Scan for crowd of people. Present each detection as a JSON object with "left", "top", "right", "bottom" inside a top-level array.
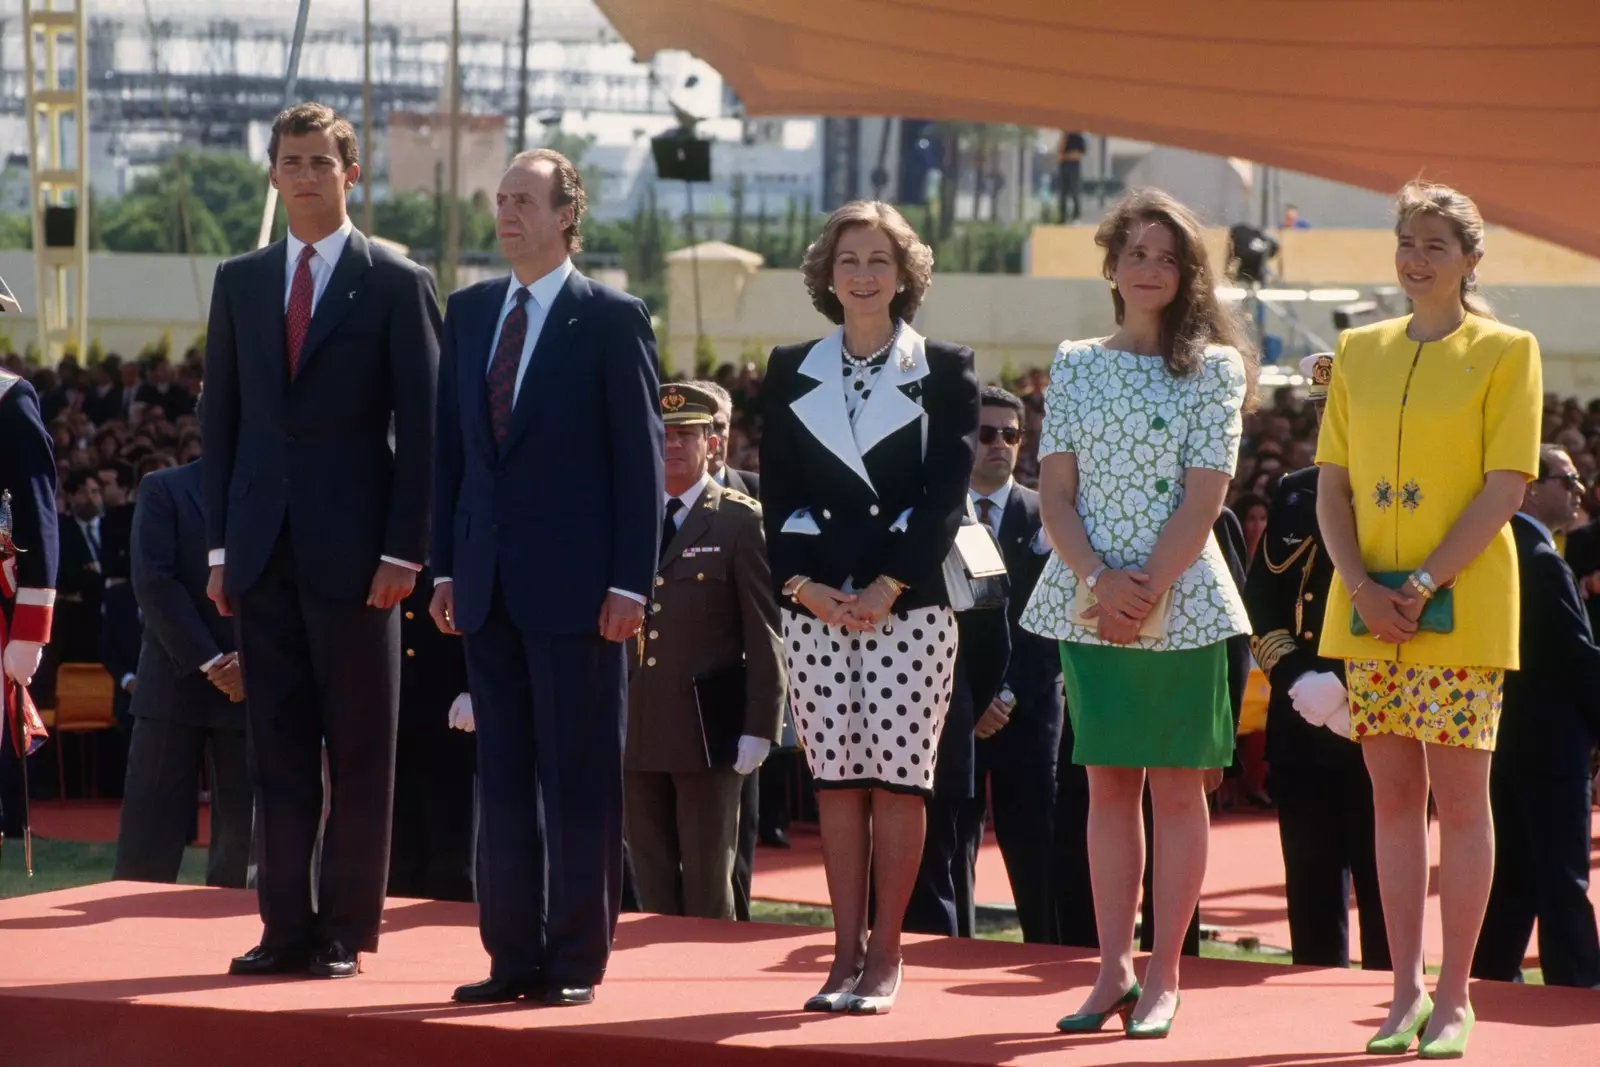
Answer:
[{"left": 1, "top": 99, "right": 1596, "bottom": 1064}]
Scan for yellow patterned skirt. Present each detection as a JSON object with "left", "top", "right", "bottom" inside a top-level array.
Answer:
[{"left": 1345, "top": 660, "right": 1503, "bottom": 751}]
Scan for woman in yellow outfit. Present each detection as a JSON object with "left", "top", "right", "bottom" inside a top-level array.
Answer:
[{"left": 1316, "top": 181, "right": 1541, "bottom": 1060}]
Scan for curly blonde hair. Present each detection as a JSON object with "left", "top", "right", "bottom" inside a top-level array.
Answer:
[{"left": 801, "top": 201, "right": 934, "bottom": 324}]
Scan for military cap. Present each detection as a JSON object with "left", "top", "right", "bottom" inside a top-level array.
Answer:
[
  {"left": 1299, "top": 351, "right": 1334, "bottom": 401},
  {"left": 659, "top": 382, "right": 716, "bottom": 426}
]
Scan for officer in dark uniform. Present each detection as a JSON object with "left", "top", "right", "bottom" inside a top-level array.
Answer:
[
  {"left": 1243, "top": 351, "right": 1389, "bottom": 970},
  {"left": 388, "top": 567, "right": 475, "bottom": 902},
  {"left": 0, "top": 363, "right": 59, "bottom": 836},
  {"left": 624, "top": 383, "right": 784, "bottom": 920}
]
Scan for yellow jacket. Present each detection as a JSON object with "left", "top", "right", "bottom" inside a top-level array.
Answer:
[{"left": 1315, "top": 315, "right": 1541, "bottom": 669}]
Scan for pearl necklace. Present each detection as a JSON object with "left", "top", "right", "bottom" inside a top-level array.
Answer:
[{"left": 842, "top": 322, "right": 900, "bottom": 368}]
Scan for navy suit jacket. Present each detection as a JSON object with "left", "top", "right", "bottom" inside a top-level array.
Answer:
[
  {"left": 987, "top": 483, "right": 1064, "bottom": 764},
  {"left": 431, "top": 270, "right": 663, "bottom": 635},
  {"left": 202, "top": 229, "right": 441, "bottom": 599},
  {"left": 130, "top": 463, "right": 240, "bottom": 730},
  {"left": 1502, "top": 514, "right": 1600, "bottom": 777}
]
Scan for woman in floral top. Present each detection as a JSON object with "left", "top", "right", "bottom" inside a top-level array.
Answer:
[{"left": 1022, "top": 189, "right": 1257, "bottom": 1039}]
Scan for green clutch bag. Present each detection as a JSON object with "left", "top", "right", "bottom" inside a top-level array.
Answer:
[{"left": 1350, "top": 572, "right": 1453, "bottom": 637}]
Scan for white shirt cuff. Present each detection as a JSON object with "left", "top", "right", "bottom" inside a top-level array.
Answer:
[
  {"left": 608, "top": 587, "right": 647, "bottom": 605},
  {"left": 199, "top": 653, "right": 226, "bottom": 672},
  {"left": 208, "top": 549, "right": 225, "bottom": 567},
  {"left": 120, "top": 673, "right": 136, "bottom": 690},
  {"left": 434, "top": 576, "right": 453, "bottom": 586},
  {"left": 380, "top": 556, "right": 422, "bottom": 571}
]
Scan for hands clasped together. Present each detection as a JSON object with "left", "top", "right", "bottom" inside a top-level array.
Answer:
[
  {"left": 1351, "top": 581, "right": 1423, "bottom": 647},
  {"left": 792, "top": 575, "right": 902, "bottom": 633},
  {"left": 1081, "top": 568, "right": 1158, "bottom": 646}
]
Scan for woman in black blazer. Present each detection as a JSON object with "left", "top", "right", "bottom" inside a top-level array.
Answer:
[{"left": 760, "top": 201, "right": 979, "bottom": 1014}]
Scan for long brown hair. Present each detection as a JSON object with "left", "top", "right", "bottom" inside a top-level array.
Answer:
[
  {"left": 1096, "top": 188, "right": 1260, "bottom": 412},
  {"left": 1393, "top": 180, "right": 1494, "bottom": 320}
]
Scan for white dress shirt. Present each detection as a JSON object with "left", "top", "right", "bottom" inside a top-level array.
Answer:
[
  {"left": 209, "top": 218, "right": 419, "bottom": 573},
  {"left": 667, "top": 474, "right": 713, "bottom": 530},
  {"left": 489, "top": 258, "right": 574, "bottom": 407},
  {"left": 970, "top": 478, "right": 1014, "bottom": 537},
  {"left": 284, "top": 218, "right": 353, "bottom": 315}
]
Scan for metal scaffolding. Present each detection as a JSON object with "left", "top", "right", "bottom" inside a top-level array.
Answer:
[{"left": 22, "top": 0, "right": 89, "bottom": 364}]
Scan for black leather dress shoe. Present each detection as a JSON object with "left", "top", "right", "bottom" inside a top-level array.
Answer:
[
  {"left": 229, "top": 944, "right": 312, "bottom": 976},
  {"left": 759, "top": 827, "right": 791, "bottom": 849},
  {"left": 542, "top": 985, "right": 595, "bottom": 1007},
  {"left": 308, "top": 941, "right": 361, "bottom": 979},
  {"left": 452, "top": 976, "right": 544, "bottom": 1004}
]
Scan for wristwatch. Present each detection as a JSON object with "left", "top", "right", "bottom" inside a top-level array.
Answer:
[
  {"left": 781, "top": 575, "right": 812, "bottom": 602},
  {"left": 1085, "top": 564, "right": 1108, "bottom": 592},
  {"left": 1407, "top": 569, "right": 1438, "bottom": 600},
  {"left": 997, "top": 687, "right": 1016, "bottom": 708}
]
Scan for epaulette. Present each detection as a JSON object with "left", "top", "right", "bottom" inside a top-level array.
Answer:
[{"left": 721, "top": 488, "right": 761, "bottom": 512}]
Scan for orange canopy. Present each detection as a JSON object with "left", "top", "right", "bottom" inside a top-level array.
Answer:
[{"left": 596, "top": 0, "right": 1600, "bottom": 256}]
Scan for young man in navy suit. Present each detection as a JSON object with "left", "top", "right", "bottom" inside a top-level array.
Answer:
[
  {"left": 430, "top": 149, "right": 663, "bottom": 1007},
  {"left": 203, "top": 103, "right": 441, "bottom": 979}
]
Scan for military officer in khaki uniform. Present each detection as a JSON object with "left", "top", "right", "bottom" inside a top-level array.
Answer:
[{"left": 624, "top": 383, "right": 785, "bottom": 920}]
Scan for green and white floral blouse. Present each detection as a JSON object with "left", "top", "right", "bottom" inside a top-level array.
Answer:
[{"left": 1020, "top": 340, "right": 1253, "bottom": 651}]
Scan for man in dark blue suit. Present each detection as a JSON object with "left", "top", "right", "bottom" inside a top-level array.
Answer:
[
  {"left": 430, "top": 149, "right": 662, "bottom": 1007},
  {"left": 1473, "top": 445, "right": 1600, "bottom": 988},
  {"left": 958, "top": 387, "right": 1064, "bottom": 943},
  {"left": 203, "top": 103, "right": 440, "bottom": 979},
  {"left": 114, "top": 449, "right": 252, "bottom": 888}
]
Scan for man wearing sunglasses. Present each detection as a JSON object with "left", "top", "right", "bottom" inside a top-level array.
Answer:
[
  {"left": 1473, "top": 445, "right": 1600, "bottom": 988},
  {"left": 953, "top": 386, "right": 1063, "bottom": 943}
]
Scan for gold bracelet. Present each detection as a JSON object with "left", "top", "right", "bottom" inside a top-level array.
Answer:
[
  {"left": 1349, "top": 578, "right": 1370, "bottom": 601},
  {"left": 876, "top": 575, "right": 907, "bottom": 597},
  {"left": 783, "top": 576, "right": 812, "bottom": 601}
]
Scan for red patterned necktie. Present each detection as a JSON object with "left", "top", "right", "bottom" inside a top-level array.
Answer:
[
  {"left": 977, "top": 497, "right": 996, "bottom": 532},
  {"left": 486, "top": 287, "right": 531, "bottom": 448},
  {"left": 285, "top": 243, "right": 317, "bottom": 378}
]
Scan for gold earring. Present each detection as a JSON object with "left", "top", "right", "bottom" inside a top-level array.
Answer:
[{"left": 1109, "top": 280, "right": 1118, "bottom": 291}]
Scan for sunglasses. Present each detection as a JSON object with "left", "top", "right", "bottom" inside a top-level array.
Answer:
[
  {"left": 1542, "top": 471, "right": 1585, "bottom": 492},
  {"left": 978, "top": 425, "right": 1022, "bottom": 446}
]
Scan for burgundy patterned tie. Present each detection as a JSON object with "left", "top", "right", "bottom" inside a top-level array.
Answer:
[
  {"left": 486, "top": 287, "right": 531, "bottom": 448},
  {"left": 977, "top": 497, "right": 997, "bottom": 533},
  {"left": 285, "top": 244, "right": 316, "bottom": 378}
]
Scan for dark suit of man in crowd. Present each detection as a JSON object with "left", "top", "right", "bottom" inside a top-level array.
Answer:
[
  {"left": 388, "top": 569, "right": 476, "bottom": 903},
  {"left": 625, "top": 383, "right": 783, "bottom": 920},
  {"left": 114, "top": 458, "right": 251, "bottom": 887},
  {"left": 431, "top": 149, "right": 662, "bottom": 1007},
  {"left": 55, "top": 470, "right": 106, "bottom": 664},
  {"left": 957, "top": 387, "right": 1063, "bottom": 944},
  {"left": 1473, "top": 446, "right": 1600, "bottom": 988},
  {"left": 203, "top": 103, "right": 440, "bottom": 979}
]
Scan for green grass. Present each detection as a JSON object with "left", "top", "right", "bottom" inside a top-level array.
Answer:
[
  {"left": 0, "top": 842, "right": 1550, "bottom": 984},
  {"left": 0, "top": 837, "right": 207, "bottom": 899}
]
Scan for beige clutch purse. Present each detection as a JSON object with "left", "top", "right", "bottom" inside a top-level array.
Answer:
[{"left": 1072, "top": 585, "right": 1175, "bottom": 640}]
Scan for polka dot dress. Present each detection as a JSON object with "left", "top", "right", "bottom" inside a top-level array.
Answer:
[
  {"left": 781, "top": 607, "right": 958, "bottom": 796},
  {"left": 842, "top": 351, "right": 889, "bottom": 422}
]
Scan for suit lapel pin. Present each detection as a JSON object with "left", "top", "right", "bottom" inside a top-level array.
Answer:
[
  {"left": 348, "top": 290, "right": 356, "bottom": 300},
  {"left": 568, "top": 318, "right": 578, "bottom": 326}
]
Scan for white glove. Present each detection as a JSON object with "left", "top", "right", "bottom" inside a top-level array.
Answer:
[
  {"left": 447, "top": 692, "right": 475, "bottom": 733},
  {"left": 1322, "top": 703, "right": 1351, "bottom": 739},
  {"left": 2, "top": 639, "right": 44, "bottom": 689},
  {"left": 733, "top": 734, "right": 771, "bottom": 776},
  {"left": 1289, "top": 671, "right": 1348, "bottom": 729}
]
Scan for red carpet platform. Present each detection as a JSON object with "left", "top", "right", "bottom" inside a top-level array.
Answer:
[{"left": 1, "top": 883, "right": 1597, "bottom": 1066}]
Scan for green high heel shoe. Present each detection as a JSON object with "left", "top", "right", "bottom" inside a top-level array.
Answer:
[
  {"left": 1125, "top": 992, "right": 1180, "bottom": 1039},
  {"left": 1366, "top": 993, "right": 1433, "bottom": 1055},
  {"left": 1417, "top": 1006, "right": 1474, "bottom": 1060},
  {"left": 1056, "top": 983, "right": 1140, "bottom": 1033}
]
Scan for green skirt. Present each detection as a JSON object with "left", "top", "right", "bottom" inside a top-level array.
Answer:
[{"left": 1060, "top": 641, "right": 1234, "bottom": 769}]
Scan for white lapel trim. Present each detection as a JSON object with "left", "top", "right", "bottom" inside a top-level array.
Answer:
[
  {"left": 853, "top": 323, "right": 929, "bottom": 458},
  {"left": 790, "top": 329, "right": 875, "bottom": 492}
]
